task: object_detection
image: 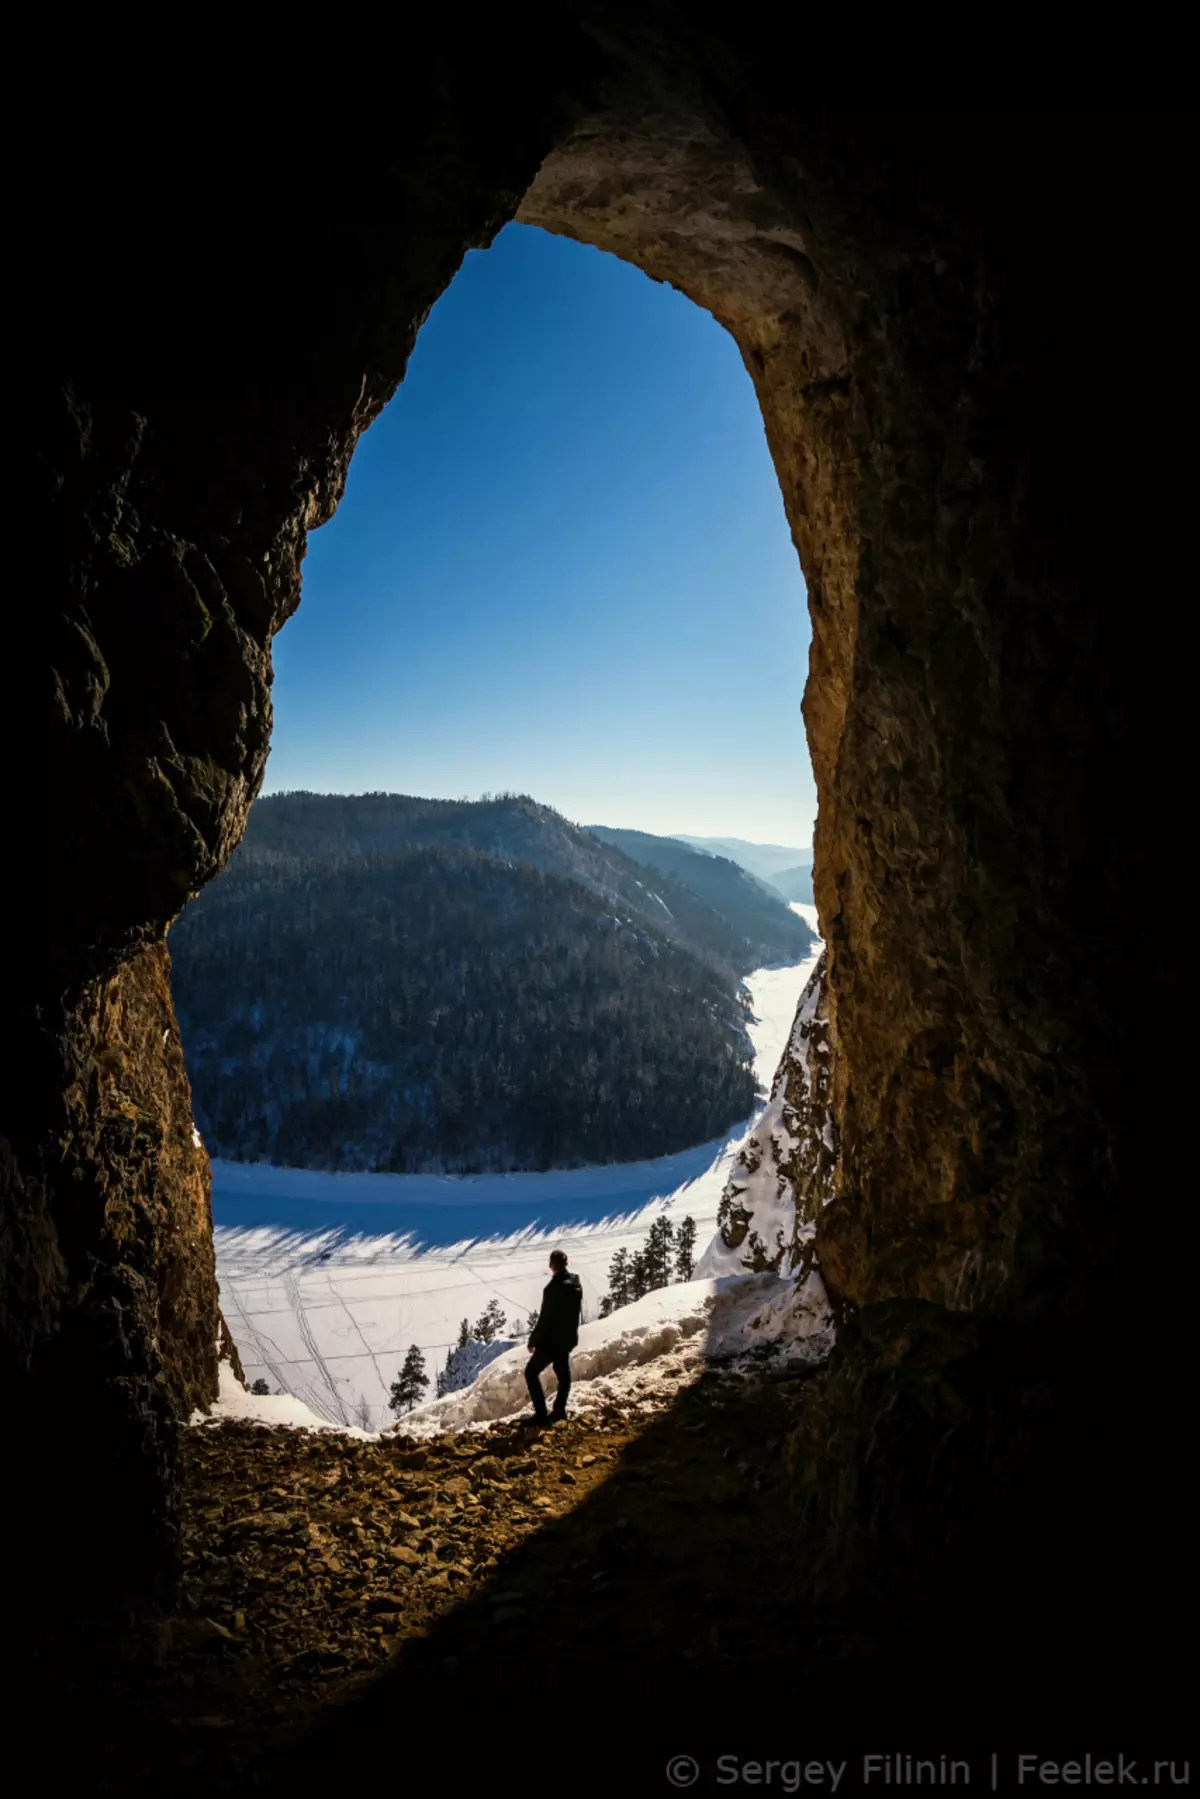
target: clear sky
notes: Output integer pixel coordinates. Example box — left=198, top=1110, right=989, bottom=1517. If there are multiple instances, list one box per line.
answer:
left=264, top=222, right=816, bottom=846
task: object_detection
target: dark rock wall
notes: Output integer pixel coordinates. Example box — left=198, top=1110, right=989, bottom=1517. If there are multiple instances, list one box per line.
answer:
left=16, top=27, right=602, bottom=1599
left=13, top=27, right=1180, bottom=1609
left=5, top=945, right=219, bottom=1598
left=521, top=85, right=1136, bottom=1325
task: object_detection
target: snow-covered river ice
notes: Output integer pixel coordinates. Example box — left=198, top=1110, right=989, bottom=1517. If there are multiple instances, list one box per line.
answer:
left=213, top=905, right=821, bottom=1428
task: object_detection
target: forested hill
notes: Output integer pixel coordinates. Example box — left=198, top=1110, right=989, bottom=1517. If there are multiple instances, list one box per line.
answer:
left=170, top=845, right=758, bottom=1173
left=767, top=862, right=815, bottom=905
left=234, top=792, right=813, bottom=979
left=585, top=824, right=809, bottom=949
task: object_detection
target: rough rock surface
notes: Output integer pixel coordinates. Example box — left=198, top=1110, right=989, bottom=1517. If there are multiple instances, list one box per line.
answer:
left=16, top=28, right=602, bottom=1599
left=707, top=953, right=838, bottom=1275
left=6, top=943, right=225, bottom=1601
left=24, top=1368, right=829, bottom=1791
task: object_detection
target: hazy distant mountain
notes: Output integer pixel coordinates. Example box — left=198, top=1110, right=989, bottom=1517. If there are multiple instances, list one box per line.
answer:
left=674, top=834, right=813, bottom=882
left=586, top=825, right=813, bottom=967
left=769, top=862, right=815, bottom=905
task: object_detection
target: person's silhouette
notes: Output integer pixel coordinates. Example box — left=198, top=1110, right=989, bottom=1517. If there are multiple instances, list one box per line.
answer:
left=524, top=1249, right=583, bottom=1426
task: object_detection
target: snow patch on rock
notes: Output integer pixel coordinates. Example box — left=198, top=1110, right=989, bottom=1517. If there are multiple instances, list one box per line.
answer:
left=698, top=950, right=838, bottom=1279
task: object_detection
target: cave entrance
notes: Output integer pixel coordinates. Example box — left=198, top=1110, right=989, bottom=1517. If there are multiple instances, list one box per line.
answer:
left=23, top=49, right=1152, bottom=1656
left=168, top=217, right=820, bottom=1432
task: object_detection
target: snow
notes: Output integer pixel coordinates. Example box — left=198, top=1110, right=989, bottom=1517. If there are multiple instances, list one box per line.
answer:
left=696, top=957, right=825, bottom=1282
left=190, top=1359, right=373, bottom=1437
left=389, top=1268, right=833, bottom=1439
left=436, top=1334, right=518, bottom=1396
left=211, top=951, right=824, bottom=1433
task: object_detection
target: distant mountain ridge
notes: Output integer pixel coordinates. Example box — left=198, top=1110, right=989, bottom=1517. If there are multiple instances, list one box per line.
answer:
left=583, top=824, right=812, bottom=971
left=244, top=793, right=811, bottom=983
left=673, top=834, right=813, bottom=882
left=768, top=863, right=815, bottom=905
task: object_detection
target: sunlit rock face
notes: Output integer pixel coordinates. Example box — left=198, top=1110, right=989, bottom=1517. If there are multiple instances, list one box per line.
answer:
left=519, top=81, right=1126, bottom=1330
left=5, top=944, right=223, bottom=1597
left=13, top=19, right=1159, bottom=1607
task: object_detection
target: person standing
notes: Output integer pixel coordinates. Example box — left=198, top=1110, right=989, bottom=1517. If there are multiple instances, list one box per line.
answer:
left=524, top=1249, right=583, bottom=1426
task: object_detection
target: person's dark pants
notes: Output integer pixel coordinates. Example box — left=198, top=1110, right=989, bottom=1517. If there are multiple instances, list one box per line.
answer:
left=525, top=1346, right=572, bottom=1420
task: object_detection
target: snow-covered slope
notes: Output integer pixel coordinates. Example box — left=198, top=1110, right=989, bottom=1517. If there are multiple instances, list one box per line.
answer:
left=698, top=944, right=838, bottom=1280
left=192, top=1359, right=374, bottom=1437
left=388, top=1269, right=833, bottom=1439
left=212, top=954, right=822, bottom=1431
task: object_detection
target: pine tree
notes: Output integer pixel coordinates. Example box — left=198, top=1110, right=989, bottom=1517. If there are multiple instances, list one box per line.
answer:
left=605, top=1246, right=632, bottom=1312
left=643, top=1216, right=676, bottom=1290
left=388, top=1343, right=430, bottom=1415
left=628, top=1248, right=650, bottom=1302
left=473, top=1298, right=507, bottom=1344
left=455, top=1318, right=471, bottom=1349
left=675, top=1215, right=698, bottom=1282
left=250, top=1378, right=270, bottom=1396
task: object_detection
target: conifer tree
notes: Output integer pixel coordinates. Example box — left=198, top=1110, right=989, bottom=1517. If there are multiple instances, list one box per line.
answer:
left=473, top=1298, right=507, bottom=1344
left=389, top=1343, right=430, bottom=1414
left=643, top=1216, right=676, bottom=1290
left=455, top=1318, right=471, bottom=1349
left=605, top=1246, right=632, bottom=1312
left=675, top=1215, right=698, bottom=1282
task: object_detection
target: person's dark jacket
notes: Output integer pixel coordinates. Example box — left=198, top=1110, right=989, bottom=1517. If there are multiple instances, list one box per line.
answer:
left=529, top=1270, right=583, bottom=1353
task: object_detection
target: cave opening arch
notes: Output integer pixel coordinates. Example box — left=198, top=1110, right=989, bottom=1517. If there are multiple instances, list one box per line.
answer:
left=19, top=45, right=1165, bottom=1684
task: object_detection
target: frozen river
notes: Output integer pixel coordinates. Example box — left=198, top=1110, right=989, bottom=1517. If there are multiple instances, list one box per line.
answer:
left=213, top=907, right=820, bottom=1427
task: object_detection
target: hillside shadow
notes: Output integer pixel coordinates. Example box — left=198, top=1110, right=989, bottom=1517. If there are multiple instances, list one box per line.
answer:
left=209, top=1130, right=737, bottom=1250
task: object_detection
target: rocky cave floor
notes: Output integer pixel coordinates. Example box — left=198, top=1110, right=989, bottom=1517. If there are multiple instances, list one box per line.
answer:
left=36, top=1358, right=840, bottom=1794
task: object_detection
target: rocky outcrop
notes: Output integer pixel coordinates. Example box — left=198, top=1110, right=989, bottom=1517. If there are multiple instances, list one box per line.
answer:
left=703, top=953, right=838, bottom=1277
left=5, top=943, right=223, bottom=1602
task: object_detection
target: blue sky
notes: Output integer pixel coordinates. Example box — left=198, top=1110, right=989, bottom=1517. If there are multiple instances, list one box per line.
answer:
left=265, top=223, right=816, bottom=845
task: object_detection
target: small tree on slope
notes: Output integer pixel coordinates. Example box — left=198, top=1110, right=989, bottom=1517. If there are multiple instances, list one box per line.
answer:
left=643, top=1216, right=676, bottom=1290
left=473, top=1298, right=508, bottom=1344
left=675, top=1215, right=697, bottom=1282
left=606, top=1247, right=632, bottom=1311
left=389, top=1344, right=430, bottom=1415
